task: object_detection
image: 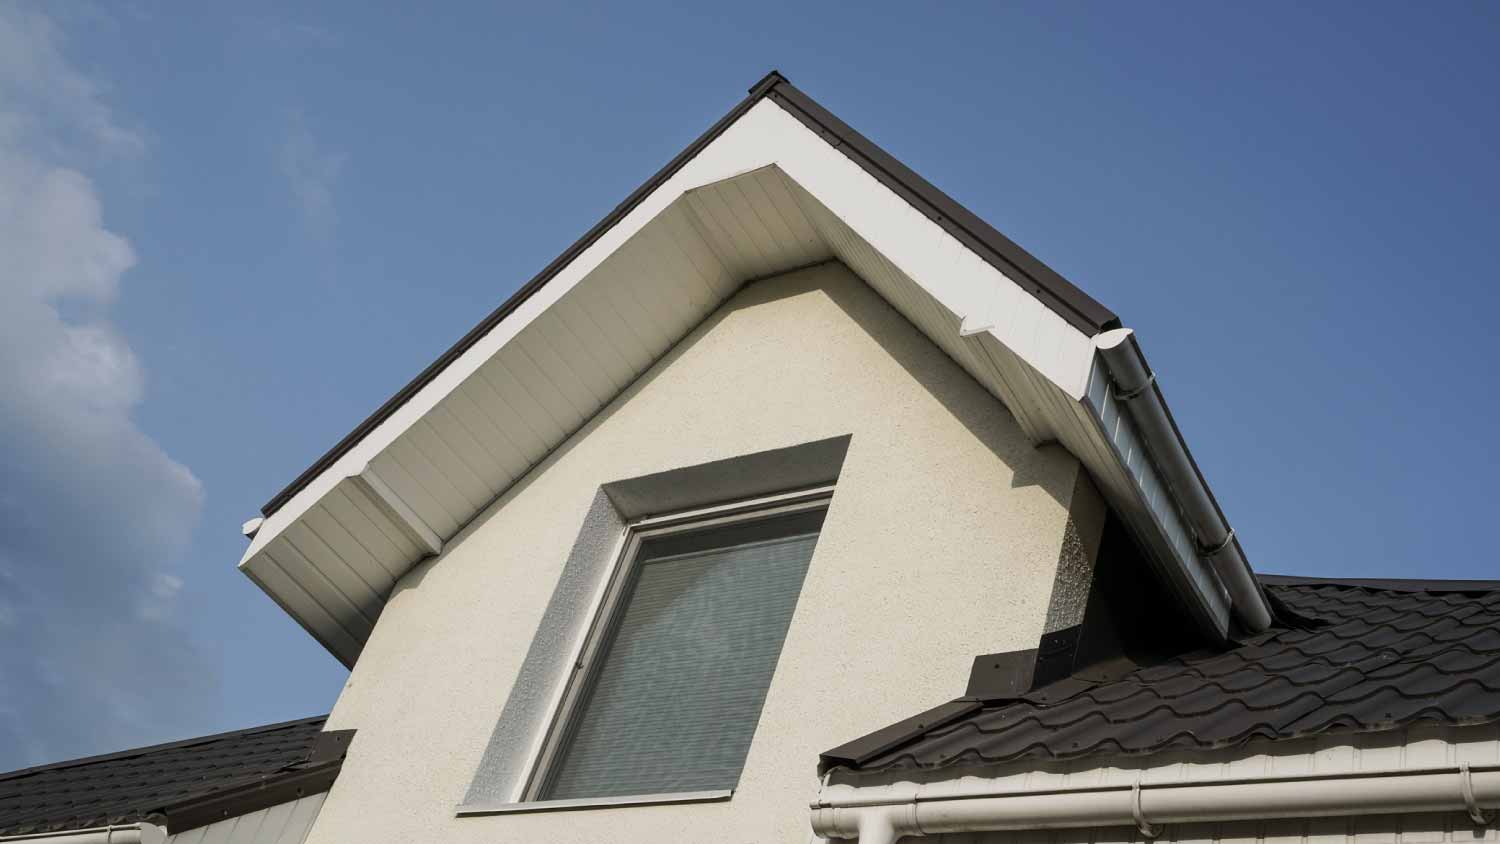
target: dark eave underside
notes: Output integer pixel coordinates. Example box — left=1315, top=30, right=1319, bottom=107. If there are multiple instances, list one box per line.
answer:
left=260, top=70, right=1119, bottom=518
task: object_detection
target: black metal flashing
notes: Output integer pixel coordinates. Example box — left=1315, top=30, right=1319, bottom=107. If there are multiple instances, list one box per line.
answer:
left=305, top=728, right=356, bottom=767
left=259, top=70, right=1120, bottom=517
left=965, top=649, right=1040, bottom=701
left=819, top=699, right=981, bottom=773
left=163, top=760, right=341, bottom=834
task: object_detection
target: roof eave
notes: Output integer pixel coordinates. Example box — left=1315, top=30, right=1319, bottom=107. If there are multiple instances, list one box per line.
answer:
left=238, top=71, right=1253, bottom=663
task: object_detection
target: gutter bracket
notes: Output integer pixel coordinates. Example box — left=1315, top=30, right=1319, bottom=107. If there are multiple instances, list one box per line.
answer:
left=1461, top=763, right=1494, bottom=826
left=1198, top=528, right=1236, bottom=559
left=1132, top=780, right=1160, bottom=839
left=1113, top=372, right=1156, bottom=402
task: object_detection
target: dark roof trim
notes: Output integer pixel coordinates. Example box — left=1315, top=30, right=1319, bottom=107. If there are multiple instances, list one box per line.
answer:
left=261, top=70, right=1120, bottom=517
left=257, top=72, right=782, bottom=517
left=0, top=715, right=329, bottom=783
left=1258, top=574, right=1500, bottom=593
left=764, top=81, right=1119, bottom=335
left=819, top=699, right=980, bottom=772
left=163, top=761, right=340, bottom=834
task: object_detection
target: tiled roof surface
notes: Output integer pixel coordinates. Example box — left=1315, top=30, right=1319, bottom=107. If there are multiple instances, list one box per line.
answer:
left=848, top=578, right=1500, bottom=773
left=0, top=715, right=328, bottom=835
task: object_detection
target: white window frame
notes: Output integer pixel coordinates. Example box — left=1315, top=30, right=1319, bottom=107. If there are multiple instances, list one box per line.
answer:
left=510, top=483, right=834, bottom=811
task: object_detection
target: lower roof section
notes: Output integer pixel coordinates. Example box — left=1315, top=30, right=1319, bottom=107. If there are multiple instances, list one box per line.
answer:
left=814, top=719, right=1500, bottom=844
left=0, top=716, right=343, bottom=838
left=824, top=577, right=1500, bottom=777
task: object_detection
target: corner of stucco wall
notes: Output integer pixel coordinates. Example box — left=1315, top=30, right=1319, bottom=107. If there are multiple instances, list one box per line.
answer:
left=1042, top=467, right=1109, bottom=634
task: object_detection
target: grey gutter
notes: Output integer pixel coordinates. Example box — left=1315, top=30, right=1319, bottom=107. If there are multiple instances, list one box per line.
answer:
left=1096, top=328, right=1272, bottom=632
left=812, top=764, right=1500, bottom=844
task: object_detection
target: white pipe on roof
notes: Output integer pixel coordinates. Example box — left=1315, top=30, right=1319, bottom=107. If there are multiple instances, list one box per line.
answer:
left=1094, top=328, right=1273, bottom=633
left=810, top=764, right=1500, bottom=844
left=0, top=824, right=166, bottom=844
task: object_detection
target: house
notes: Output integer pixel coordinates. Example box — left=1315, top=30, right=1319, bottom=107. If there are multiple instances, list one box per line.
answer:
left=5, top=71, right=1497, bottom=844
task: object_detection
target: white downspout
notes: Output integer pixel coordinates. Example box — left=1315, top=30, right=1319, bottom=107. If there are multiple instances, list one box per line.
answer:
left=0, top=824, right=167, bottom=844
left=811, top=765, right=1500, bottom=842
left=1094, top=328, right=1273, bottom=633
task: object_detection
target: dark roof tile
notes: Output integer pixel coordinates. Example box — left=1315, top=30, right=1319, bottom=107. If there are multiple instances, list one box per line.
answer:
left=841, top=579, right=1500, bottom=773
left=0, top=716, right=329, bottom=836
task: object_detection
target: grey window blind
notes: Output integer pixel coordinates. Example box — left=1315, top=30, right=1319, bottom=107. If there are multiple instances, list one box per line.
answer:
left=541, top=510, right=823, bottom=800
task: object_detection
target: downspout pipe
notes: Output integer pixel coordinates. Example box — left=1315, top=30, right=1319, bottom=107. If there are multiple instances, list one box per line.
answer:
left=1094, top=328, right=1273, bottom=633
left=0, top=824, right=167, bottom=844
left=811, top=765, right=1500, bottom=844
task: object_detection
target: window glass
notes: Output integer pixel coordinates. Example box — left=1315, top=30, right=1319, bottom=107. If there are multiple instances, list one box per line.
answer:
left=540, top=509, right=824, bottom=800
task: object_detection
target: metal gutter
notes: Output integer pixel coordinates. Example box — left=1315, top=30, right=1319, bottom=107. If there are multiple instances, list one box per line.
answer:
left=1094, top=328, right=1272, bottom=632
left=259, top=70, right=1120, bottom=518
left=0, top=825, right=165, bottom=844
left=811, top=764, right=1500, bottom=844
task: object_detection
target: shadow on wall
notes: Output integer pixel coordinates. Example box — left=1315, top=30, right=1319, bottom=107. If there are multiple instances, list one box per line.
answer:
left=759, top=262, right=1077, bottom=507
left=399, top=259, right=1076, bottom=602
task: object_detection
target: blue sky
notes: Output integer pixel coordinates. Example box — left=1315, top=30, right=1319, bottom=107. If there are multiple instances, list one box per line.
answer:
left=1, top=0, right=1496, bottom=769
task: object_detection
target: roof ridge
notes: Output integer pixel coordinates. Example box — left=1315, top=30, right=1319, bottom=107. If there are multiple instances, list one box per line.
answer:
left=0, top=714, right=328, bottom=782
left=258, top=69, right=1121, bottom=518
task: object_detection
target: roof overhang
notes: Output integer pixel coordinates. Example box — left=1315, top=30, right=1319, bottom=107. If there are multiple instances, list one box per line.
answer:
left=239, top=73, right=1265, bottom=666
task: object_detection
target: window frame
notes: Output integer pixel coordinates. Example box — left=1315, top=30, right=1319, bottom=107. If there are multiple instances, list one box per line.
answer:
left=515, top=483, right=834, bottom=807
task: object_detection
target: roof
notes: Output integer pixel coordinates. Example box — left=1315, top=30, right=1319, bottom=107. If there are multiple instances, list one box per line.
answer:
left=237, top=69, right=1261, bottom=667
left=257, top=70, right=1118, bottom=519
left=827, top=577, right=1500, bottom=774
left=0, top=715, right=345, bottom=836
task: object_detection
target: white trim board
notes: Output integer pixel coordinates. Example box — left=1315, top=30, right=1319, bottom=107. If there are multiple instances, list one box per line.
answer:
left=239, top=95, right=1244, bottom=665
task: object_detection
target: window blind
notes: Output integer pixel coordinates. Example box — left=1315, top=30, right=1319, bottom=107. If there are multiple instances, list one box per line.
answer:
left=541, top=511, right=823, bottom=799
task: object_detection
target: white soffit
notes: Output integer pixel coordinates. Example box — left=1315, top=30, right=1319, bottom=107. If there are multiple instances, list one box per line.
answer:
left=240, top=96, right=1233, bottom=666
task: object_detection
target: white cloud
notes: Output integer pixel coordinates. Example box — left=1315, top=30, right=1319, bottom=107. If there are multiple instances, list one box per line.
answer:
left=0, top=3, right=212, bottom=769
left=0, top=5, right=143, bottom=158
left=281, top=111, right=345, bottom=238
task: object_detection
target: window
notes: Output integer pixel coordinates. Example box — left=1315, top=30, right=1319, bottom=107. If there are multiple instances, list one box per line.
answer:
left=523, top=487, right=829, bottom=804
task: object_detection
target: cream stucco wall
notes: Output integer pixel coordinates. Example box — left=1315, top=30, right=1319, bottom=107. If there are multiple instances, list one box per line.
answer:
left=306, top=262, right=1104, bottom=844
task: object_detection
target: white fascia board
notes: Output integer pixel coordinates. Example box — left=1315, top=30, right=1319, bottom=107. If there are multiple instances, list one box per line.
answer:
left=812, top=765, right=1500, bottom=843
left=239, top=103, right=776, bottom=569
left=240, top=99, right=1097, bottom=571
left=0, top=825, right=166, bottom=844
left=241, top=95, right=1253, bottom=653
left=813, top=726, right=1500, bottom=842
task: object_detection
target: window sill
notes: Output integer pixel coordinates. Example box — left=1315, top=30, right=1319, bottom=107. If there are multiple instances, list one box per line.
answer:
left=455, top=789, right=733, bottom=816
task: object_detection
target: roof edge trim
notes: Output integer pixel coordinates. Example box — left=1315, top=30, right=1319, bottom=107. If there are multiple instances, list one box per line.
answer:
left=258, top=72, right=787, bottom=517
left=162, top=760, right=341, bottom=834
left=1259, top=574, right=1500, bottom=593
left=0, top=715, right=329, bottom=783
left=259, top=70, right=1119, bottom=517
left=764, top=81, right=1119, bottom=334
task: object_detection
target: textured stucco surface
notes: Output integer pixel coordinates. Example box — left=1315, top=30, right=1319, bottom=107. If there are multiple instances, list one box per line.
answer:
left=1042, top=472, right=1107, bottom=634
left=307, top=262, right=1097, bottom=844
